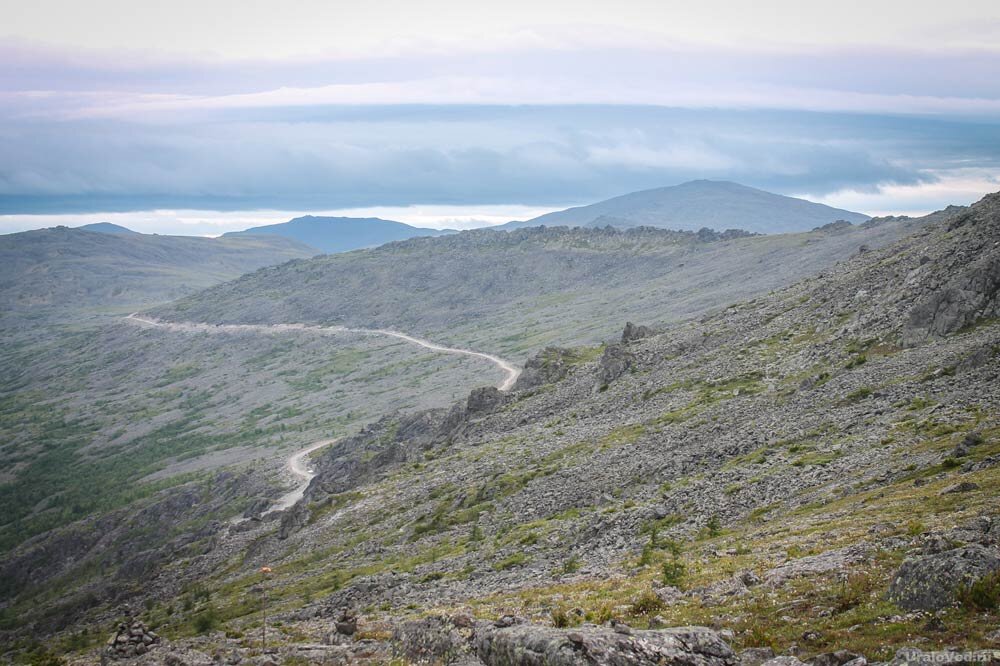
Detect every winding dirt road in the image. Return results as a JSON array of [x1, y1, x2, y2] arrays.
[[260, 438, 337, 516], [125, 313, 521, 513], [125, 314, 520, 390]]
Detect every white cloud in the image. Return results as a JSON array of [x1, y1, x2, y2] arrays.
[[804, 169, 1000, 217], [0, 204, 564, 236]]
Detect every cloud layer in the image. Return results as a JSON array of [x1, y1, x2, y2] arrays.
[[2, 4, 1000, 224], [2, 105, 998, 218]]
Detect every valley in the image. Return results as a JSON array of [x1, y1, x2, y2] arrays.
[[4, 6, 1000, 664], [1, 193, 998, 666]]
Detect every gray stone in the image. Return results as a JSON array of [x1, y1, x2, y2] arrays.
[[513, 348, 576, 391], [939, 481, 979, 494], [760, 658, 808, 666], [810, 651, 863, 666], [393, 616, 472, 664], [594, 344, 633, 390], [903, 251, 1000, 345], [739, 647, 776, 666], [475, 624, 735, 666], [888, 648, 968, 665], [622, 322, 657, 343], [887, 544, 1000, 610], [467, 386, 507, 415]]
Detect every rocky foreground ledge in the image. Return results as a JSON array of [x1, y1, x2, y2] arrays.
[[82, 615, 1000, 666]]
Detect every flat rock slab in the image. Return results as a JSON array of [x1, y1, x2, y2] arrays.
[[765, 544, 870, 586], [475, 624, 736, 666], [888, 544, 1000, 611]]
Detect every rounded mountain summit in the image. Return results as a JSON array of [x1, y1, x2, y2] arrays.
[[501, 180, 869, 234]]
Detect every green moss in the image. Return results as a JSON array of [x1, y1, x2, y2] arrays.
[[493, 552, 529, 570]]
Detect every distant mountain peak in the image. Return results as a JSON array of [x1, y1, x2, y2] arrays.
[[224, 215, 451, 254], [501, 180, 869, 234], [77, 222, 139, 235]]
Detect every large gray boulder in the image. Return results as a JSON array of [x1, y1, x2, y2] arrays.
[[513, 347, 576, 391], [393, 616, 475, 664], [903, 254, 1000, 345], [622, 322, 657, 343], [594, 344, 634, 391], [474, 624, 735, 666], [467, 386, 508, 415], [887, 544, 1000, 610]]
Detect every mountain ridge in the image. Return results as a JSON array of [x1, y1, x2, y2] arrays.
[[154, 214, 924, 356], [76, 222, 139, 235], [222, 214, 452, 254], [0, 226, 317, 318], [501, 180, 869, 233]]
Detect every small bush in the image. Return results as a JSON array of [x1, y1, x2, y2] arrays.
[[705, 514, 722, 538], [845, 354, 867, 369], [834, 572, 876, 613], [27, 649, 65, 666], [957, 571, 1000, 611], [662, 538, 684, 559], [845, 387, 872, 402], [631, 589, 666, 615], [192, 607, 220, 634], [562, 556, 581, 574], [964, 432, 985, 446], [661, 559, 686, 587], [493, 552, 528, 570], [551, 606, 572, 628]]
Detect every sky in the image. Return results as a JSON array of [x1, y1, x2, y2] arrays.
[[2, 0, 1000, 235]]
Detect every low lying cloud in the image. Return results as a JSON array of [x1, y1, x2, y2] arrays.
[[2, 36, 1000, 221], [2, 105, 997, 218]]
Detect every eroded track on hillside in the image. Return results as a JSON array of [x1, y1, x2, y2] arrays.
[[124, 313, 521, 514]]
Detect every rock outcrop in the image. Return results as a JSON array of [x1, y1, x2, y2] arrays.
[[622, 322, 657, 343], [467, 386, 508, 416], [594, 344, 633, 390], [474, 624, 736, 666], [887, 544, 1000, 611], [903, 195, 1000, 345], [514, 348, 577, 391]]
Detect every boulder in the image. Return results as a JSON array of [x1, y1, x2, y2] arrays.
[[242, 498, 272, 519], [622, 322, 657, 343], [474, 624, 735, 666], [939, 481, 979, 494], [903, 252, 1000, 345], [334, 607, 358, 636], [887, 544, 1000, 610], [765, 545, 869, 586], [809, 651, 863, 666], [760, 658, 808, 666], [594, 344, 634, 391], [467, 387, 508, 415], [738, 648, 776, 666], [513, 348, 576, 391], [277, 501, 310, 540], [393, 616, 474, 664]]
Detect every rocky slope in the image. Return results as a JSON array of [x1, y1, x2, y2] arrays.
[[154, 218, 929, 356], [6, 195, 1000, 665], [0, 226, 317, 320], [9, 193, 996, 665]]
